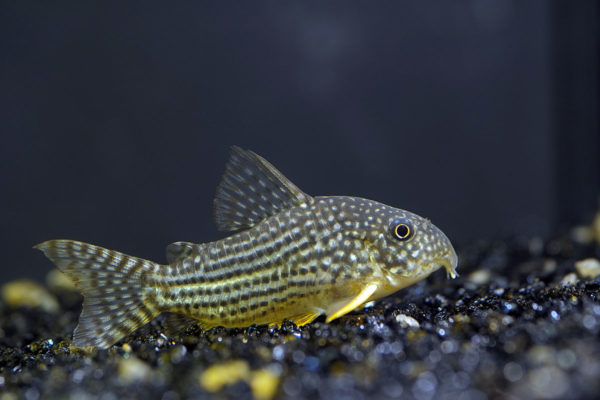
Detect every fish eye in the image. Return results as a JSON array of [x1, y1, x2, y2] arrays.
[[392, 222, 413, 241]]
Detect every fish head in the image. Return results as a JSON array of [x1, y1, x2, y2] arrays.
[[366, 204, 458, 289]]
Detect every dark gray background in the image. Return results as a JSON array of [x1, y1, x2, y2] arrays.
[[1, 1, 598, 283]]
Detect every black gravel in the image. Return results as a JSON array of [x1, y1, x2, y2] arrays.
[[1, 227, 600, 400]]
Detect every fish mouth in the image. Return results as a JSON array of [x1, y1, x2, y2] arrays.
[[434, 248, 459, 279], [382, 248, 459, 292], [417, 248, 459, 280]]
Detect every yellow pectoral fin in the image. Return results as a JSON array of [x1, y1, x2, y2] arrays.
[[325, 283, 378, 323]]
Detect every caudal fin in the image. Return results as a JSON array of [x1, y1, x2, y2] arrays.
[[35, 240, 161, 349]]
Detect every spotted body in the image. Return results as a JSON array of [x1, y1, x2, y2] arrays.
[[36, 147, 457, 348]]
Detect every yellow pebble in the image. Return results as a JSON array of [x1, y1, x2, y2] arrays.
[[593, 211, 600, 246], [1, 279, 59, 313], [46, 269, 77, 292], [0, 392, 19, 400], [330, 361, 346, 376], [250, 369, 280, 400], [199, 360, 250, 392], [575, 258, 600, 278], [118, 356, 152, 384]]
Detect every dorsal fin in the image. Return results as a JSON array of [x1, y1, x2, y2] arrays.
[[166, 241, 195, 264], [214, 146, 313, 232]]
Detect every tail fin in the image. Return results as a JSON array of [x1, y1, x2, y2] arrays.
[[34, 240, 161, 349]]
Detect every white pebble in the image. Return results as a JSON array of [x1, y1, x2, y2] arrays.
[[560, 273, 578, 286], [395, 314, 420, 328]]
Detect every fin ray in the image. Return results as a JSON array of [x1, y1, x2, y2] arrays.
[[325, 283, 378, 323], [291, 312, 321, 326], [166, 241, 195, 263], [160, 312, 198, 337], [35, 240, 161, 349], [214, 146, 313, 231]]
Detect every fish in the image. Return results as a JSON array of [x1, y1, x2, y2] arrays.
[[35, 146, 458, 349]]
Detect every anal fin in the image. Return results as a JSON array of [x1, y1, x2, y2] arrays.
[[325, 283, 378, 323], [291, 312, 321, 326]]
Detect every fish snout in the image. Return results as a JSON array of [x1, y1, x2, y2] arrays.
[[440, 246, 459, 279], [426, 222, 458, 279]]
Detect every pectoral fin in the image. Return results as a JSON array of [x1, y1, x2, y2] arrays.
[[325, 283, 378, 323]]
